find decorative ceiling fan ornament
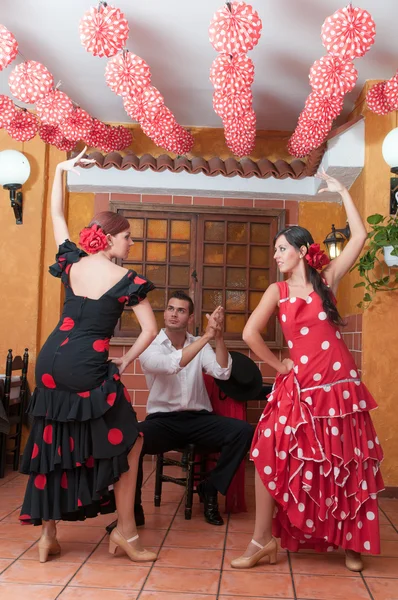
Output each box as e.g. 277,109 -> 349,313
123,86 -> 164,122
0,24 -> 18,71
321,4 -> 376,59
0,94 -> 17,128
304,91 -> 344,123
59,107 -> 93,141
105,51 -> 151,96
79,2 -> 129,58
36,89 -> 74,125
209,1 -> 262,54
309,55 -> 358,96
366,82 -> 392,116
9,60 -> 54,104
210,53 -> 254,92
6,109 -> 39,141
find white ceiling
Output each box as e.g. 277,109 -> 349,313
0,0 -> 397,131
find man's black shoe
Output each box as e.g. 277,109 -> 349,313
105,505 -> 145,535
197,481 -> 224,526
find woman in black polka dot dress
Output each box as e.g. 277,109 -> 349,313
19,149 -> 158,564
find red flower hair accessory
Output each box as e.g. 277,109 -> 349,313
79,224 -> 108,254
305,243 -> 330,271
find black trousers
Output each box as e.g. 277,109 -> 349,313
135,410 -> 254,504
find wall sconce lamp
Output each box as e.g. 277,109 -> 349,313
323,222 -> 351,259
0,150 -> 31,225
382,127 -> 398,214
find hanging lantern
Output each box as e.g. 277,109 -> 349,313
79,3 -> 129,58
209,1 -> 262,54
0,94 -> 17,128
309,55 -> 358,96
8,61 -> 54,104
59,107 -> 93,141
321,5 -> 376,59
6,110 -> 39,142
210,53 -> 254,93
39,124 -> 63,146
384,74 -> 398,111
366,82 -> 392,116
123,85 -> 164,122
36,89 -> 74,125
0,24 -> 18,71
105,51 -> 151,97
213,89 -> 253,119
304,91 -> 344,123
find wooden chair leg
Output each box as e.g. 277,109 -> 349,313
154,453 -> 164,507
184,444 -> 196,520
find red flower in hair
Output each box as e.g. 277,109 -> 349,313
79,224 -> 108,254
305,243 -> 330,271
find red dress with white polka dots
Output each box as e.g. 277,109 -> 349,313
19,241 -> 154,524
251,281 -> 384,555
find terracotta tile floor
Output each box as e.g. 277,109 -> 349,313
0,461 -> 397,599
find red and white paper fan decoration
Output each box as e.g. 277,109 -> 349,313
366,82 -> 392,116
141,107 -> 177,139
0,24 -> 18,71
36,89 -> 73,125
83,118 -> 108,147
6,110 -> 39,141
309,55 -> 357,96
384,73 -> 398,111
56,137 -> 78,152
39,124 -> 63,146
224,109 -> 256,157
79,3 -> 129,58
107,125 -> 133,151
0,94 -> 17,128
9,61 -> 54,104
210,53 -> 254,92
59,107 -> 93,141
209,1 -> 262,54
321,5 -> 376,59
213,89 -> 253,119
297,112 -> 332,143
105,51 -> 151,96
123,86 -> 164,122
304,91 -> 344,123
287,133 -> 313,159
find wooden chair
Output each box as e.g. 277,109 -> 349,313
0,348 -> 29,478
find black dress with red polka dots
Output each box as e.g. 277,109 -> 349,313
19,240 -> 155,525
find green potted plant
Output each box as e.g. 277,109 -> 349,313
351,211 -> 398,308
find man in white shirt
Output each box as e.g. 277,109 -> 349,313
134,290 -> 254,526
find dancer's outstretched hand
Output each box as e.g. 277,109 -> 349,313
315,168 -> 346,194
56,146 -> 96,175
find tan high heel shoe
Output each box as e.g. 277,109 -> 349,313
109,528 -> 157,562
230,537 -> 278,569
38,537 -> 61,563
345,550 -> 363,572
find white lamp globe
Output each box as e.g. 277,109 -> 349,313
382,127 -> 398,169
0,150 -> 31,186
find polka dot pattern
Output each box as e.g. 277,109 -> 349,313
9,61 -> 53,104
79,4 -> 129,58
209,2 -> 262,54
105,51 -> 151,97
321,5 -> 376,59
0,24 -> 18,72
309,55 -> 358,96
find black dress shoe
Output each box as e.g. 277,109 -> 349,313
105,504 -> 145,535
197,481 -> 224,526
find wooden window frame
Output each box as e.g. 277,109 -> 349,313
111,202 -> 285,349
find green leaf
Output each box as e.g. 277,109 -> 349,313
357,302 -> 363,309
353,282 -> 366,288
367,214 -> 384,225
363,293 -> 372,302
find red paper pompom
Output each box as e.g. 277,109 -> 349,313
141,106 -> 178,139
105,51 -> 151,96
309,55 -> 358,96
55,137 -> 78,152
9,61 -> 54,104
321,5 -> 376,59
384,74 -> 398,111
106,125 -> 133,151
123,86 -> 164,122
0,24 -> 18,71
287,132 -> 313,159
223,110 -> 257,157
6,110 -> 39,141
36,90 -> 73,125
304,91 -> 344,123
210,53 -> 254,92
59,107 -> 93,141
79,4 -> 129,58
213,89 -> 253,120
296,112 -> 332,143
0,94 -> 16,128
209,1 -> 262,54
162,125 -> 194,155
39,124 -> 63,146
83,118 -> 108,148
366,82 -> 392,116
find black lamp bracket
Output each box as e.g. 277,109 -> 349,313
331,222 -> 351,240
3,183 -> 23,225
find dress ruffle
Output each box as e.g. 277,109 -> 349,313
252,371 -> 384,555
49,239 -> 87,278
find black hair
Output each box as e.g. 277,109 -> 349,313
274,226 -> 344,327
168,290 -> 194,315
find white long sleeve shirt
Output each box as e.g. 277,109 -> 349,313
139,329 -> 232,414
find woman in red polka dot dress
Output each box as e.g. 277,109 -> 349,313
231,171 -> 384,573
19,149 -> 158,564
